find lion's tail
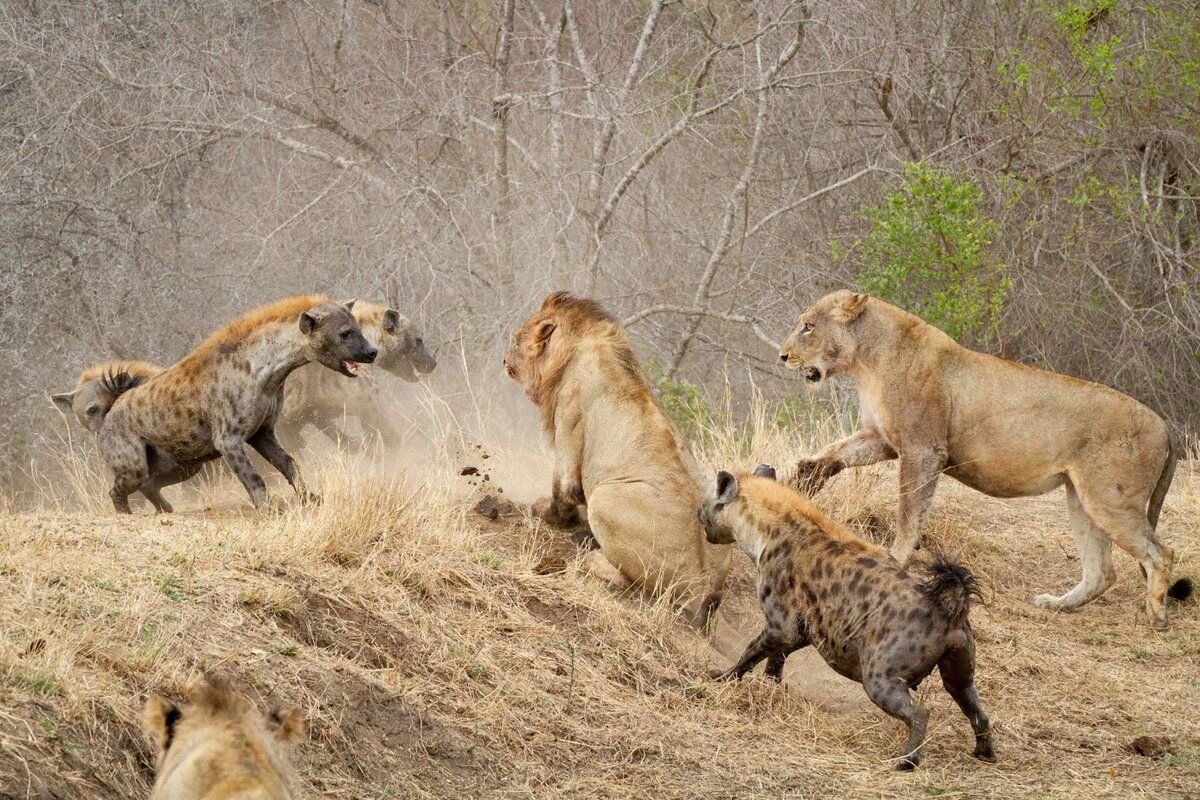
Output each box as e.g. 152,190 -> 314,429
919,557 -> 982,629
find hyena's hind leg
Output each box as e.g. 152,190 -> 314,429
139,484 -> 173,514
937,638 -> 995,762
248,426 -> 317,504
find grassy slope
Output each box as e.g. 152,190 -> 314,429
0,443 -> 1198,799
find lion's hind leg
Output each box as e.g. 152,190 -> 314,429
1033,483 -> 1115,612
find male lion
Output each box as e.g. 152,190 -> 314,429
142,676 -> 305,799
780,290 -> 1191,628
505,292 -> 731,624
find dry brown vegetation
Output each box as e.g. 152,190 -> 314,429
1,402 -> 1197,799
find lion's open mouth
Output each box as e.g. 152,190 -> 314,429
342,360 -> 360,377
804,366 -> 822,383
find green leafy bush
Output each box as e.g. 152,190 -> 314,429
854,163 -> 1008,344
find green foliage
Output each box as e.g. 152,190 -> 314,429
645,362 -> 713,436
853,163 -> 1008,344
1053,0 -> 1121,80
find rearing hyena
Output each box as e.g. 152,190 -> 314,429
277,300 -> 437,451
99,296 -> 377,512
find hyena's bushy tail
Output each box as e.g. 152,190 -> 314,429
100,367 -> 151,398
919,558 -> 983,629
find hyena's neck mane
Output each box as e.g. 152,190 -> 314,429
177,295 -> 330,387
737,479 -> 886,560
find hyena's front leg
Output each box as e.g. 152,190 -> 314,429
248,426 -> 318,504
216,437 -> 269,508
106,434 -> 150,514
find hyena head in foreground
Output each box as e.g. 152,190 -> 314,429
51,361 -> 163,433
302,300 -> 379,376
354,301 -> 437,381
143,676 -> 305,800
702,466 -> 995,770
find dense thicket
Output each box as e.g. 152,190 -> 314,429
2,0 -> 1198,482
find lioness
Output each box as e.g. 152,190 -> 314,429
780,290 -> 1191,628
505,292 -> 732,624
142,677 -> 305,799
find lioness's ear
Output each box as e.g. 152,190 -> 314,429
832,292 -> 868,323
341,298 -> 357,312
50,391 -> 77,413
714,470 -> 739,505
142,695 -> 180,753
299,311 -> 319,334
752,464 -> 777,481
382,308 -> 405,334
268,707 -> 306,744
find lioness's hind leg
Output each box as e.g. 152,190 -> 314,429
1074,482 -> 1172,628
1033,485 -> 1114,612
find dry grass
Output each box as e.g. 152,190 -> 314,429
1,398 -> 1198,799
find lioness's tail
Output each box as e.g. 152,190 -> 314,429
920,558 -> 983,629
1148,437 -> 1177,529
1147,437 -> 1193,602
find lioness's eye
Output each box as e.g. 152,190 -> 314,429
801,322 -> 813,335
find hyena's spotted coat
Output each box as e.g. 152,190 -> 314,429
701,465 -> 995,770
99,296 -> 376,512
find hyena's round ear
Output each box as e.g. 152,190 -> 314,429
298,311 -> 319,334
341,298 -> 357,312
752,464 -> 777,480
50,391 -> 77,413
141,695 -> 180,752
715,470 -> 739,505
382,308 -> 407,334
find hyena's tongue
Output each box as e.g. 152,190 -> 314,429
343,360 -> 360,376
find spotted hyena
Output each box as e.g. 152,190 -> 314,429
701,465 -> 995,770
99,296 -> 377,513
277,300 -> 436,451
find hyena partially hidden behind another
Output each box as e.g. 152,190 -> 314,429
701,465 -> 995,770
99,296 -> 377,513
277,300 -> 437,452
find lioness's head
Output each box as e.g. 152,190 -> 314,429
143,676 -> 305,798
300,299 -> 378,378
779,290 -> 869,385
504,291 -> 623,401
356,302 -> 438,382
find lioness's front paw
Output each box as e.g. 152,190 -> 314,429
789,459 -> 837,496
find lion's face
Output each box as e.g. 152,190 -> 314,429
504,307 -> 557,398
779,291 -> 869,385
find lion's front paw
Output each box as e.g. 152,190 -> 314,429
533,496 -> 581,528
